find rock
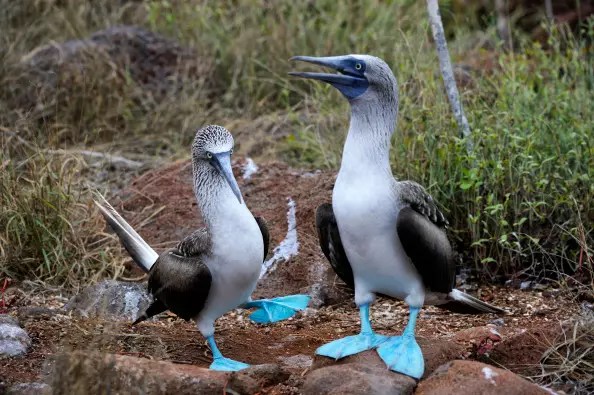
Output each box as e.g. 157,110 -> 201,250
0,314 -> 31,358
8,382 -> 51,395
64,280 -> 152,322
46,351 -> 290,395
415,360 -> 550,395
277,354 -> 314,370
488,323 -> 562,376
451,326 -> 505,359
489,318 -> 505,326
311,338 -> 465,379
303,363 -> 416,395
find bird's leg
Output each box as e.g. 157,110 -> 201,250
241,294 -> 310,323
207,336 -> 250,371
376,307 -> 424,379
315,303 -> 388,359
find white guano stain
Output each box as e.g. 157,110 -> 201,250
242,158 -> 258,180
260,197 -> 299,278
482,367 -> 498,385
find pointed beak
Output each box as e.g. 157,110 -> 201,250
289,55 -> 368,99
211,152 -> 242,204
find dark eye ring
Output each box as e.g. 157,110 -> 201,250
355,63 -> 362,70
230,148 -> 233,154
206,152 -> 212,159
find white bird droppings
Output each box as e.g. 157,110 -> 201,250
242,158 -> 258,180
260,197 -> 299,278
482,367 -> 498,385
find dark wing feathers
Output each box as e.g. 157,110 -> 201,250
254,216 -> 270,261
315,203 -> 355,289
133,230 -> 212,325
396,207 -> 455,294
396,181 -> 448,227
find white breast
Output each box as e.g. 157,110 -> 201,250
195,196 -> 263,337
333,171 -> 425,307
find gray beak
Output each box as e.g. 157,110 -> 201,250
211,152 -> 242,204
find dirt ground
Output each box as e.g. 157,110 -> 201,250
0,284 -> 578,387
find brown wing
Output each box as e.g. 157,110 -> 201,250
135,229 -> 212,324
315,203 -> 355,289
254,216 -> 270,261
396,207 -> 455,294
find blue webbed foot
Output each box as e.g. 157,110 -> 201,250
316,332 -> 388,359
376,307 -> 424,379
316,304 -> 387,359
376,335 -> 424,379
209,357 -> 250,371
243,294 -> 310,323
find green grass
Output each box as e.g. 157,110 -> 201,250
0,0 -> 592,286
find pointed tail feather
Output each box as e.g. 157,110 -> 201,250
94,197 -> 159,273
439,289 -> 507,315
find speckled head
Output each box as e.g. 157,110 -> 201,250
192,125 -> 242,204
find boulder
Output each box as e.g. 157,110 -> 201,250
0,314 -> 31,358
64,280 -> 152,322
415,360 -> 550,395
488,323 -> 561,376
303,363 -> 416,395
311,338 -> 465,379
46,351 -> 290,395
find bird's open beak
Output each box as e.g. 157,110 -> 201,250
288,55 -> 367,87
211,152 -> 243,204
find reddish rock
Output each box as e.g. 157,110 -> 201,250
451,326 -> 506,359
46,351 -> 289,395
303,363 -> 416,395
488,322 -> 562,376
415,360 -> 550,395
311,337 -> 464,379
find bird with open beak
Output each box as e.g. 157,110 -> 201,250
290,55 -> 504,379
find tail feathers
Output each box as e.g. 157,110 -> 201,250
132,300 -> 167,325
439,289 -> 507,315
94,196 -> 159,273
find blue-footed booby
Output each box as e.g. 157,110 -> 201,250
95,125 -> 309,371
290,55 -> 504,379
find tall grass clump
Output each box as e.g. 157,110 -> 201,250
0,142 -> 124,288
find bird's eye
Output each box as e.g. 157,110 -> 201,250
230,148 -> 233,154
206,152 -> 212,159
355,63 -> 362,70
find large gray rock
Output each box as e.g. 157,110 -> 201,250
46,351 -> 290,395
64,280 -> 152,322
303,363 -> 417,395
0,314 -> 31,358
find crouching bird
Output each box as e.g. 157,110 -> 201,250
95,125 -> 309,371
290,55 -> 504,379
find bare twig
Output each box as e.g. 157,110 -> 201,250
426,0 -> 474,153
495,0 -> 513,51
44,149 -> 144,170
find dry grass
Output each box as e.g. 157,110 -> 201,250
536,309 -> 594,394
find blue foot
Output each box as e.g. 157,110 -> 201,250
243,294 -> 310,323
316,304 -> 387,359
209,356 -> 250,371
317,332 -> 388,359
376,307 -> 424,379
206,335 -> 249,371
